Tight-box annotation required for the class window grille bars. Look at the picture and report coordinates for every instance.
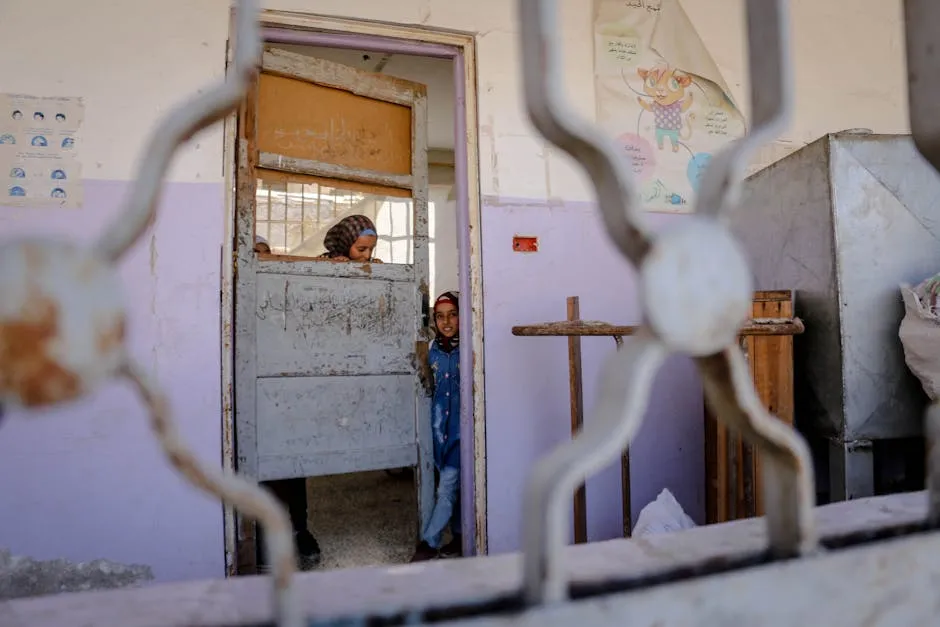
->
[3,1,940,626]
[517,0,817,607]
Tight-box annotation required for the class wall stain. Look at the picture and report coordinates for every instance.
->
[149,233,158,372]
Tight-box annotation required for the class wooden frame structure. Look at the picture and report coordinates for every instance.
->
[512,292,805,537]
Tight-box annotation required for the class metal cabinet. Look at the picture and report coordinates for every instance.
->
[729,133,940,501]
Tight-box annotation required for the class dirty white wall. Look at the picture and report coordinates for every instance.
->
[0,0,907,581]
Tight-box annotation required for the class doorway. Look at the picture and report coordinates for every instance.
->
[221,14,485,575]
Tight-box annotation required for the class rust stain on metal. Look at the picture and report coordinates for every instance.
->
[97,317,126,355]
[359,262,373,276]
[0,242,87,406]
[0,291,81,407]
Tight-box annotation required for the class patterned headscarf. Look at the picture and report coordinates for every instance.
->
[433,291,460,352]
[323,214,378,258]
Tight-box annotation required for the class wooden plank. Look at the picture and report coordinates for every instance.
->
[512,318,804,338]
[704,400,720,524]
[458,42,488,558]
[233,72,260,576]
[740,336,756,518]
[621,449,632,537]
[256,166,412,198]
[258,152,413,190]
[704,291,797,524]
[257,72,412,174]
[255,374,417,480]
[254,274,416,378]
[517,321,639,337]
[752,289,793,302]
[727,427,738,520]
[263,46,420,106]
[609,335,632,538]
[256,258,414,281]
[567,296,588,545]
[410,77,434,536]
[749,291,795,517]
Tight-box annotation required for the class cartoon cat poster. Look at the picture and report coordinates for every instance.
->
[593,0,746,213]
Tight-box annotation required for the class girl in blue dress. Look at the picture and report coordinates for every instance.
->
[411,291,462,561]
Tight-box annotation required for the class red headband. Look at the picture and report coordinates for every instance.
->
[434,292,458,311]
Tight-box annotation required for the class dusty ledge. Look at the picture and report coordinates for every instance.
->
[1,491,927,627]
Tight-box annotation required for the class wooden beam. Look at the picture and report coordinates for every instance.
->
[258,152,413,190]
[262,47,419,106]
[621,445,632,537]
[567,296,588,545]
[704,290,798,523]
[512,318,805,338]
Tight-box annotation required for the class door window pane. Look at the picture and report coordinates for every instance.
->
[254,171,414,264]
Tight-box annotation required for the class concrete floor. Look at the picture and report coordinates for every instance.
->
[305,470,418,570]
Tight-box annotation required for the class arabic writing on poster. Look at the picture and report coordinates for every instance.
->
[594,0,745,213]
[0,94,84,208]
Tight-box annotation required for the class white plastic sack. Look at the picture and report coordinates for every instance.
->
[899,273,940,402]
[631,488,697,538]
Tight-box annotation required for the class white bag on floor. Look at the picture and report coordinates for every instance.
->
[899,273,940,402]
[632,488,697,538]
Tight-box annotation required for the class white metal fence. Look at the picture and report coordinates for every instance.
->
[3,1,939,626]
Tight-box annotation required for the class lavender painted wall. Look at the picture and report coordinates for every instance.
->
[0,179,226,581]
[0,180,704,572]
[481,197,704,553]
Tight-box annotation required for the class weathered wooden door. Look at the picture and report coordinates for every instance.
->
[234,47,433,528]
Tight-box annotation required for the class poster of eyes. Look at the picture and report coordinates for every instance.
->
[594,0,745,213]
[0,93,83,208]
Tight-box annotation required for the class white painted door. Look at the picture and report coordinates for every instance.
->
[234,47,433,526]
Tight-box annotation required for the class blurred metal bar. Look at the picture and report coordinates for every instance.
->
[517,0,817,607]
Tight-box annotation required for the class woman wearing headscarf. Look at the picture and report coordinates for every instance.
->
[317,214,384,263]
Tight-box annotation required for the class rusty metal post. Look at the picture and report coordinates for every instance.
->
[0,2,303,627]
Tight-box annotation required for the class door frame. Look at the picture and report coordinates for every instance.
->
[220,10,486,573]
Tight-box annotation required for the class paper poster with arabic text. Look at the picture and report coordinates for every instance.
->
[594,0,745,212]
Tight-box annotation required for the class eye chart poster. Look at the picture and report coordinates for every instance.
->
[594,0,745,213]
[0,94,84,208]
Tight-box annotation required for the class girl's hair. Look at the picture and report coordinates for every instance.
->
[323,214,377,258]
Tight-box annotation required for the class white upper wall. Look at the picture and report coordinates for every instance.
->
[0,0,909,193]
[0,0,230,185]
